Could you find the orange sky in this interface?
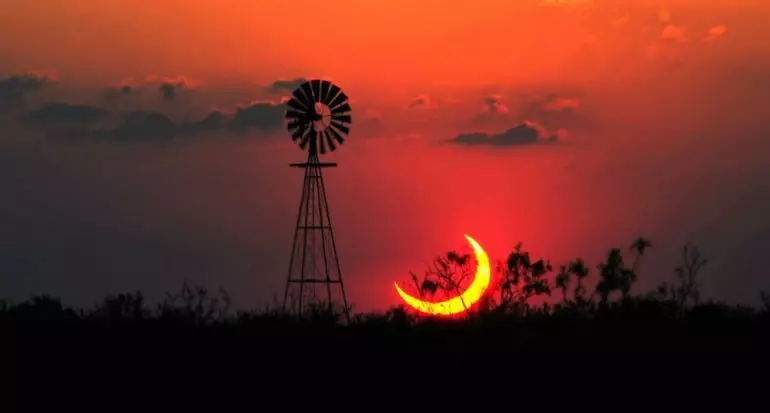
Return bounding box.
[1,0,770,311]
[4,0,764,88]
[3,0,568,85]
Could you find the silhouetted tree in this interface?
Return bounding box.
[9,294,78,321]
[410,249,475,311]
[595,248,637,304]
[495,242,553,313]
[629,237,652,272]
[90,292,149,322]
[569,258,591,305]
[661,242,707,314]
[156,281,232,325]
[553,257,592,308]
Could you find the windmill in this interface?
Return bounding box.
[282,79,352,321]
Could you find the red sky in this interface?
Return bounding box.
[1,0,769,311]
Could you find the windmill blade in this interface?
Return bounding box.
[323,84,341,106]
[286,98,308,114]
[285,109,306,120]
[311,79,322,102]
[320,80,332,103]
[291,89,312,111]
[331,120,349,135]
[327,125,345,144]
[319,130,327,154]
[287,119,309,132]
[300,82,315,104]
[308,130,320,154]
[323,130,337,152]
[328,92,347,110]
[291,124,307,142]
[331,114,351,124]
[331,102,351,115]
[298,127,314,149]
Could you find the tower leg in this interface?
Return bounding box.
[317,170,350,321]
[283,163,309,313]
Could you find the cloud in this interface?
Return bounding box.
[227,101,286,134]
[705,25,727,42]
[514,92,586,131]
[540,95,581,111]
[102,84,134,101]
[268,78,308,94]
[661,24,687,43]
[0,72,50,110]
[471,95,510,127]
[42,100,287,141]
[46,110,176,142]
[118,111,176,140]
[158,77,190,101]
[482,95,508,114]
[104,75,196,102]
[408,94,434,109]
[450,121,563,147]
[362,109,382,123]
[20,102,111,126]
[166,98,289,137]
[10,74,299,140]
[178,111,225,135]
[360,109,383,130]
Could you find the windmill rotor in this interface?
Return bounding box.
[285,79,352,155]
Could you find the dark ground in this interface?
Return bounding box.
[8,294,770,407]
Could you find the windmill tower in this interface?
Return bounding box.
[282,79,352,321]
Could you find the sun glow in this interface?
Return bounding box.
[394,234,491,316]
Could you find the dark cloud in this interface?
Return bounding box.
[20,102,110,126]
[9,76,366,142]
[46,110,175,142]
[227,102,285,134]
[451,122,560,146]
[102,75,197,102]
[362,109,382,125]
[539,95,581,112]
[177,110,225,135]
[268,78,308,94]
[118,110,176,140]
[482,95,508,114]
[0,72,49,110]
[408,95,433,109]
[25,91,286,140]
[102,75,192,102]
[103,84,134,101]
[159,81,185,101]
[471,95,511,127]
[516,92,588,131]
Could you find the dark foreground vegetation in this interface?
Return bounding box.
[7,237,770,401]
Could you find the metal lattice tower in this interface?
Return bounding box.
[282,79,352,321]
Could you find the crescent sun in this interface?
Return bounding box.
[394,234,491,316]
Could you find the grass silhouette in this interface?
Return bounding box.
[7,236,770,400]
